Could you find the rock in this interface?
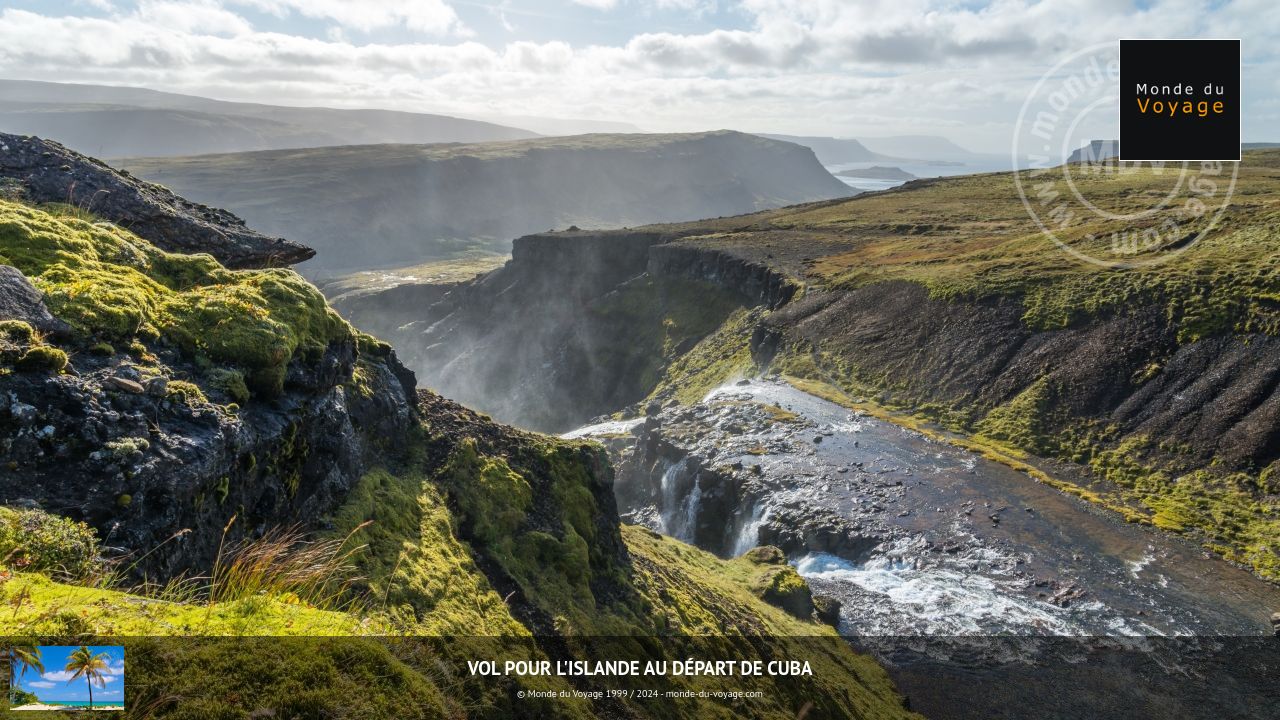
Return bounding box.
[0,133,312,268]
[812,594,842,627]
[144,376,168,397]
[105,376,145,394]
[0,265,71,338]
[1271,612,1279,636]
[743,545,787,565]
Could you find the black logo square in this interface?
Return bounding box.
[1120,39,1240,161]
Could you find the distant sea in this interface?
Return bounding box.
[827,155,1027,191]
[21,701,124,708]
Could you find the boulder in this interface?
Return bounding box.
[0,134,312,269]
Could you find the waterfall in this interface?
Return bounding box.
[732,504,768,557]
[658,458,689,535]
[676,478,702,543]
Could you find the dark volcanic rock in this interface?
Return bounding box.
[0,264,70,337]
[0,334,419,579]
[0,133,313,268]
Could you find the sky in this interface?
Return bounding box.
[0,0,1275,152]
[11,646,125,705]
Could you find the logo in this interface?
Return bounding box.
[1011,42,1238,269]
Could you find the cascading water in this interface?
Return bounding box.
[658,457,689,537]
[732,504,768,557]
[570,377,1280,637]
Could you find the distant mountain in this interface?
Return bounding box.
[472,115,644,135]
[0,79,536,156]
[757,134,888,164]
[119,130,855,275]
[1068,140,1119,163]
[858,135,977,161]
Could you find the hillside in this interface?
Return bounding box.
[119,131,855,275]
[0,135,916,719]
[758,134,888,164]
[0,79,537,156]
[377,151,1280,583]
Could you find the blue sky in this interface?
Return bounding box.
[0,1,1275,151]
[12,646,125,704]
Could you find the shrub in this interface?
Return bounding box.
[0,507,101,580]
[14,346,67,373]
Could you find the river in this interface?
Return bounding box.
[568,377,1280,718]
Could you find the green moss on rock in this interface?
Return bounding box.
[14,345,67,373]
[0,199,355,399]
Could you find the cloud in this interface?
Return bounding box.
[570,0,620,9]
[0,1,1274,150]
[27,681,55,689]
[137,0,253,36]
[41,670,77,682]
[228,0,467,35]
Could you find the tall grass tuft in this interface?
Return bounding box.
[209,520,373,611]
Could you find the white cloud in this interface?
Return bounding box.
[137,0,253,36]
[229,0,467,35]
[570,0,619,9]
[41,670,77,682]
[0,1,1274,150]
[27,681,55,689]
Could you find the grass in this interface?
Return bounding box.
[208,520,372,611]
[645,308,759,406]
[681,154,1280,341]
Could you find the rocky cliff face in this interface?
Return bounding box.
[0,157,412,575]
[119,131,855,274]
[376,222,799,432]
[0,133,313,268]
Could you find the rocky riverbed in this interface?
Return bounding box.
[573,378,1280,637]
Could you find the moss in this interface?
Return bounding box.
[0,573,377,636]
[14,345,67,373]
[0,318,35,344]
[0,199,356,400]
[647,308,758,406]
[88,341,115,356]
[104,436,150,459]
[166,379,208,405]
[0,507,101,580]
[116,493,132,508]
[207,367,250,404]
[974,377,1057,455]
[750,565,814,619]
[356,331,393,358]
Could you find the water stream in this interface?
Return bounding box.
[572,378,1280,637]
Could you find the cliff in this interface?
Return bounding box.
[0,147,916,719]
[392,150,1280,582]
[0,133,313,268]
[118,131,855,274]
